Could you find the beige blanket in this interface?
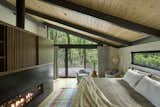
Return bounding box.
[94,78,154,107]
[71,77,119,107]
[72,77,154,107]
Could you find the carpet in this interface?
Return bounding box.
[49,88,77,107]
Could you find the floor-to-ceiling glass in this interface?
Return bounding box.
[57,48,66,77]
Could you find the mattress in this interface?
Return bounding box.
[93,78,155,107]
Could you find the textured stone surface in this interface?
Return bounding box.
[0,64,53,107]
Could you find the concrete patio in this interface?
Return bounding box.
[58,67,93,77]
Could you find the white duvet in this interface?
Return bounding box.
[71,77,119,107]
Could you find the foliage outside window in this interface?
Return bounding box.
[48,27,98,70]
[48,28,96,44]
[131,51,160,71]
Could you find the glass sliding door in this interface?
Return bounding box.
[68,49,84,77]
[57,48,98,78]
[57,48,66,77]
[86,49,98,72]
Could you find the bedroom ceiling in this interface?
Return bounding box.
[6,0,157,47]
[29,14,122,46]
[69,0,160,31]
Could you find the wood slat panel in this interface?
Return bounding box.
[0,22,54,73]
[0,25,7,72]
[7,26,37,71]
[38,37,54,65]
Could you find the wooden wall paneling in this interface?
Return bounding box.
[0,25,7,72]
[0,25,2,72]
[36,36,39,65]
[38,37,54,65]
[3,26,6,71]
[0,26,3,57]
[23,32,36,67]
[21,30,25,68]
[22,32,26,68]
[4,26,7,71]
[7,27,12,71]
[6,27,9,71]
[21,30,37,69]
[17,29,22,69]
[18,30,22,69]
[0,25,4,57]
[6,25,37,72]
[14,28,17,69]
[39,37,45,64]
[12,28,15,70]
[7,27,15,71]
[1,22,54,72]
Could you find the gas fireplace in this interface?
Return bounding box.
[0,84,43,107]
[0,64,53,107]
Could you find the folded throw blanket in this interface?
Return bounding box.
[71,77,119,107]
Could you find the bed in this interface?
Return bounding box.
[72,69,160,107]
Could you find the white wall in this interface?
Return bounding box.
[119,41,160,75]
[0,4,47,38]
[0,4,15,25]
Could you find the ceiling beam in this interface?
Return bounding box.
[0,1,120,48]
[0,1,40,25]
[0,1,129,46]
[46,23,101,44]
[54,44,100,49]
[42,0,160,37]
[16,0,25,28]
[45,22,120,48]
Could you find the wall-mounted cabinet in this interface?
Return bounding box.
[0,25,7,72]
[0,23,54,72]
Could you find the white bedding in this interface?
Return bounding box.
[71,77,118,107]
[72,77,154,107]
[123,69,145,87]
[135,76,160,107]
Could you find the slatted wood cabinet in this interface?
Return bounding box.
[0,23,53,72]
[0,25,7,72]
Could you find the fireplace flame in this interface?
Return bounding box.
[11,104,15,107]
[1,84,43,107]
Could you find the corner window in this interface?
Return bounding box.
[131,51,160,71]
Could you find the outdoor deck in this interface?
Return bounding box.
[58,67,93,77]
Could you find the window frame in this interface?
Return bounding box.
[131,50,160,71]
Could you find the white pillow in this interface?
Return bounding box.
[123,69,144,87]
[135,76,160,107]
[135,70,151,76]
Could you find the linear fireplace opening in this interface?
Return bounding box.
[0,83,43,107]
[0,64,53,107]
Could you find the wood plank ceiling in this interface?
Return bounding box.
[7,0,151,47]
[70,0,160,31]
[29,14,122,46]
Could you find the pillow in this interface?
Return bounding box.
[150,75,160,82]
[123,69,144,87]
[135,76,160,107]
[135,70,152,76]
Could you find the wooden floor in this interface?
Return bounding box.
[38,78,77,107]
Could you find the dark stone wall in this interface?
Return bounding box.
[0,64,53,107]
